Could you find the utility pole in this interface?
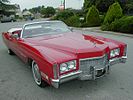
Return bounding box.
[63,0,65,10]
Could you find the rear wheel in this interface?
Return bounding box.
[31,60,48,87]
[8,49,15,55]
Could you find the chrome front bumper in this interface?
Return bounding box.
[51,56,127,88]
[109,56,127,66]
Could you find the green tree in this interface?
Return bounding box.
[29,6,44,14]
[124,0,133,14]
[103,2,123,24]
[83,0,114,13]
[0,0,9,10]
[40,7,46,15]
[86,5,100,26]
[102,16,133,34]
[83,0,96,13]
[83,0,129,13]
[65,15,81,27]
[0,0,9,3]
[95,0,115,13]
[41,7,55,17]
[55,10,74,21]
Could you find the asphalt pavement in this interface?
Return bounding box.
[0,21,133,100]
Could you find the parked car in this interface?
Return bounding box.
[2,21,127,88]
[1,16,16,23]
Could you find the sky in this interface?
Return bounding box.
[10,0,84,10]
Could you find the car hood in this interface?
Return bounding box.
[24,32,116,58]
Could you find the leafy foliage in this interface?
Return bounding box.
[29,6,44,14]
[95,0,115,13]
[103,2,123,24]
[86,5,100,27]
[55,10,74,21]
[102,16,133,34]
[83,0,132,14]
[44,7,55,17]
[99,15,105,23]
[124,2,133,15]
[110,16,133,34]
[29,6,55,17]
[101,22,110,31]
[52,10,81,27]
[0,0,9,3]
[83,0,95,13]
[65,15,81,27]
[0,0,16,10]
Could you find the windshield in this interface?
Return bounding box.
[22,21,71,38]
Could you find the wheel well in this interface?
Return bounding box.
[28,58,33,68]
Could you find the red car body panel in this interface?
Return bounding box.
[2,30,127,85]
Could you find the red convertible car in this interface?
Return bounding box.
[2,21,127,88]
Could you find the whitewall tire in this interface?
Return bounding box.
[31,60,48,87]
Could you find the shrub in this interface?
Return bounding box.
[102,16,133,34]
[86,5,101,27]
[103,2,123,24]
[65,15,81,27]
[55,10,74,21]
[101,23,110,31]
[81,22,89,27]
[99,15,105,23]
[109,16,133,34]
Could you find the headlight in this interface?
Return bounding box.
[68,61,76,69]
[60,63,68,73]
[60,60,76,73]
[110,48,120,58]
[114,49,120,55]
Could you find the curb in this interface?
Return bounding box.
[74,27,133,38]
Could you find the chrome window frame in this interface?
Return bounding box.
[20,21,69,39]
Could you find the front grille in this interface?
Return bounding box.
[79,54,108,75]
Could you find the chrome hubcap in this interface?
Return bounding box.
[32,61,41,85]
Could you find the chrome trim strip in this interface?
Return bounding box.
[60,71,82,79]
[79,54,106,61]
[20,21,63,39]
[109,56,127,66]
[122,56,127,59]
[51,71,82,88]
[109,56,127,63]
[51,79,59,83]
[53,64,58,79]
[51,79,59,88]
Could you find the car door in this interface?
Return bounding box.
[9,31,28,63]
[8,32,20,55]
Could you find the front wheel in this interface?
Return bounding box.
[32,60,48,87]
